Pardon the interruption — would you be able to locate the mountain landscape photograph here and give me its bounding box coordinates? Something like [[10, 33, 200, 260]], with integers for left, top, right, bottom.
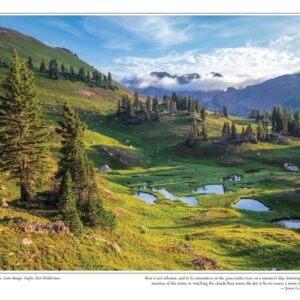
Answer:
[[1, 15, 300, 270]]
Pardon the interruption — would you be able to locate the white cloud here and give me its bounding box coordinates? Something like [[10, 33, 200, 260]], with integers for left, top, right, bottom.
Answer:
[[117, 37, 300, 91], [268, 33, 300, 53], [115, 16, 195, 47], [84, 16, 196, 49]]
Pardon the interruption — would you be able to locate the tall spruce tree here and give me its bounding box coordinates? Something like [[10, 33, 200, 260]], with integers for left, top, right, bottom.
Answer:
[[56, 104, 89, 207], [48, 59, 59, 79], [257, 122, 264, 141], [107, 72, 112, 86], [231, 122, 237, 140], [133, 91, 139, 113], [153, 98, 160, 121], [0, 51, 48, 202], [78, 67, 86, 82], [60, 171, 84, 236], [202, 123, 208, 141], [201, 107, 206, 120], [27, 56, 34, 69], [56, 104, 115, 228], [40, 59, 46, 73]]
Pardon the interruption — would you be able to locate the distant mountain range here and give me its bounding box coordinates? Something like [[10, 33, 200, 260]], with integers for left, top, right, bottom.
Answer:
[[123, 71, 300, 116]]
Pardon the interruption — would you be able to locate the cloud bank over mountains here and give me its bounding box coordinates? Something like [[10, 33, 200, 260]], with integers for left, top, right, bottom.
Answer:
[[119, 43, 300, 91]]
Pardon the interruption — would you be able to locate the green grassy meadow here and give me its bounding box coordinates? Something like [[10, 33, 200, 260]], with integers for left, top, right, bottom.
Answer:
[[1, 29, 300, 271]]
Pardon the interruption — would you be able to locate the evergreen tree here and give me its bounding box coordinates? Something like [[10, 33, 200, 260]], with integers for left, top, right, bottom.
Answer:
[[222, 122, 229, 143], [257, 122, 264, 141], [187, 97, 193, 114], [78, 67, 86, 82], [70, 66, 75, 81], [133, 91, 139, 113], [84, 161, 115, 227], [153, 98, 160, 121], [56, 104, 89, 207], [127, 99, 135, 118], [116, 99, 122, 117], [40, 59, 46, 73], [27, 56, 34, 69], [241, 126, 245, 140], [202, 123, 208, 141], [56, 104, 115, 228], [146, 96, 152, 113], [200, 107, 206, 120], [60, 171, 84, 236], [0, 51, 48, 202], [108, 72, 112, 85], [60, 63, 66, 75], [222, 105, 228, 118], [294, 111, 300, 135], [48, 59, 59, 79], [185, 113, 201, 147], [230, 122, 238, 140], [271, 105, 284, 133], [170, 92, 177, 113]]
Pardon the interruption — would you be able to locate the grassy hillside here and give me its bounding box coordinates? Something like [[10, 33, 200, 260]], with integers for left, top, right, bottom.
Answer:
[[0, 28, 300, 271], [0, 27, 94, 73]]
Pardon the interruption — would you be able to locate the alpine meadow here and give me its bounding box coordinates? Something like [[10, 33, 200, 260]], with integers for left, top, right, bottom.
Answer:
[[1, 16, 300, 271]]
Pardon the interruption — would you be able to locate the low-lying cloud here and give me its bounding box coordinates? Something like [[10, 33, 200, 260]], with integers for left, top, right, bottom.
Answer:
[[117, 36, 300, 91]]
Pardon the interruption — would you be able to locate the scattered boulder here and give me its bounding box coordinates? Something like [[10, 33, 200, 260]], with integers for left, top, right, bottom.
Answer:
[[99, 164, 112, 173], [111, 242, 121, 253], [17, 238, 32, 246], [192, 256, 218, 270], [1, 199, 9, 207], [283, 163, 298, 172], [1, 186, 6, 190]]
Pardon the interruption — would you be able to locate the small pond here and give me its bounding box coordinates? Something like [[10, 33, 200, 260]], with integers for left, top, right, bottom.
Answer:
[[194, 184, 225, 195], [134, 192, 157, 205], [274, 219, 300, 229], [179, 196, 198, 206], [234, 199, 269, 212], [152, 187, 177, 201]]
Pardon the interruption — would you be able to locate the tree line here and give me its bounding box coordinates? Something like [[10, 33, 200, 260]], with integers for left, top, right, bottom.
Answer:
[[116, 91, 160, 124], [163, 92, 205, 116], [39, 58, 115, 89], [0, 51, 115, 236], [271, 105, 300, 136], [185, 112, 209, 147], [1, 55, 115, 90], [249, 105, 300, 137]]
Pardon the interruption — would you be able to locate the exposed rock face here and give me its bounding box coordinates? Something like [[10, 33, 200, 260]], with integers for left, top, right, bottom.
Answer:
[[99, 164, 112, 173], [192, 256, 218, 270], [17, 238, 32, 245], [101, 146, 141, 166], [19, 221, 70, 234], [3, 216, 70, 234], [3, 216, 28, 224], [283, 163, 298, 172]]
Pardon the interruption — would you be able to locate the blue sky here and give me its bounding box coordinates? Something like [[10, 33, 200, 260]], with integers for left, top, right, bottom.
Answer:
[[2, 15, 300, 90]]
